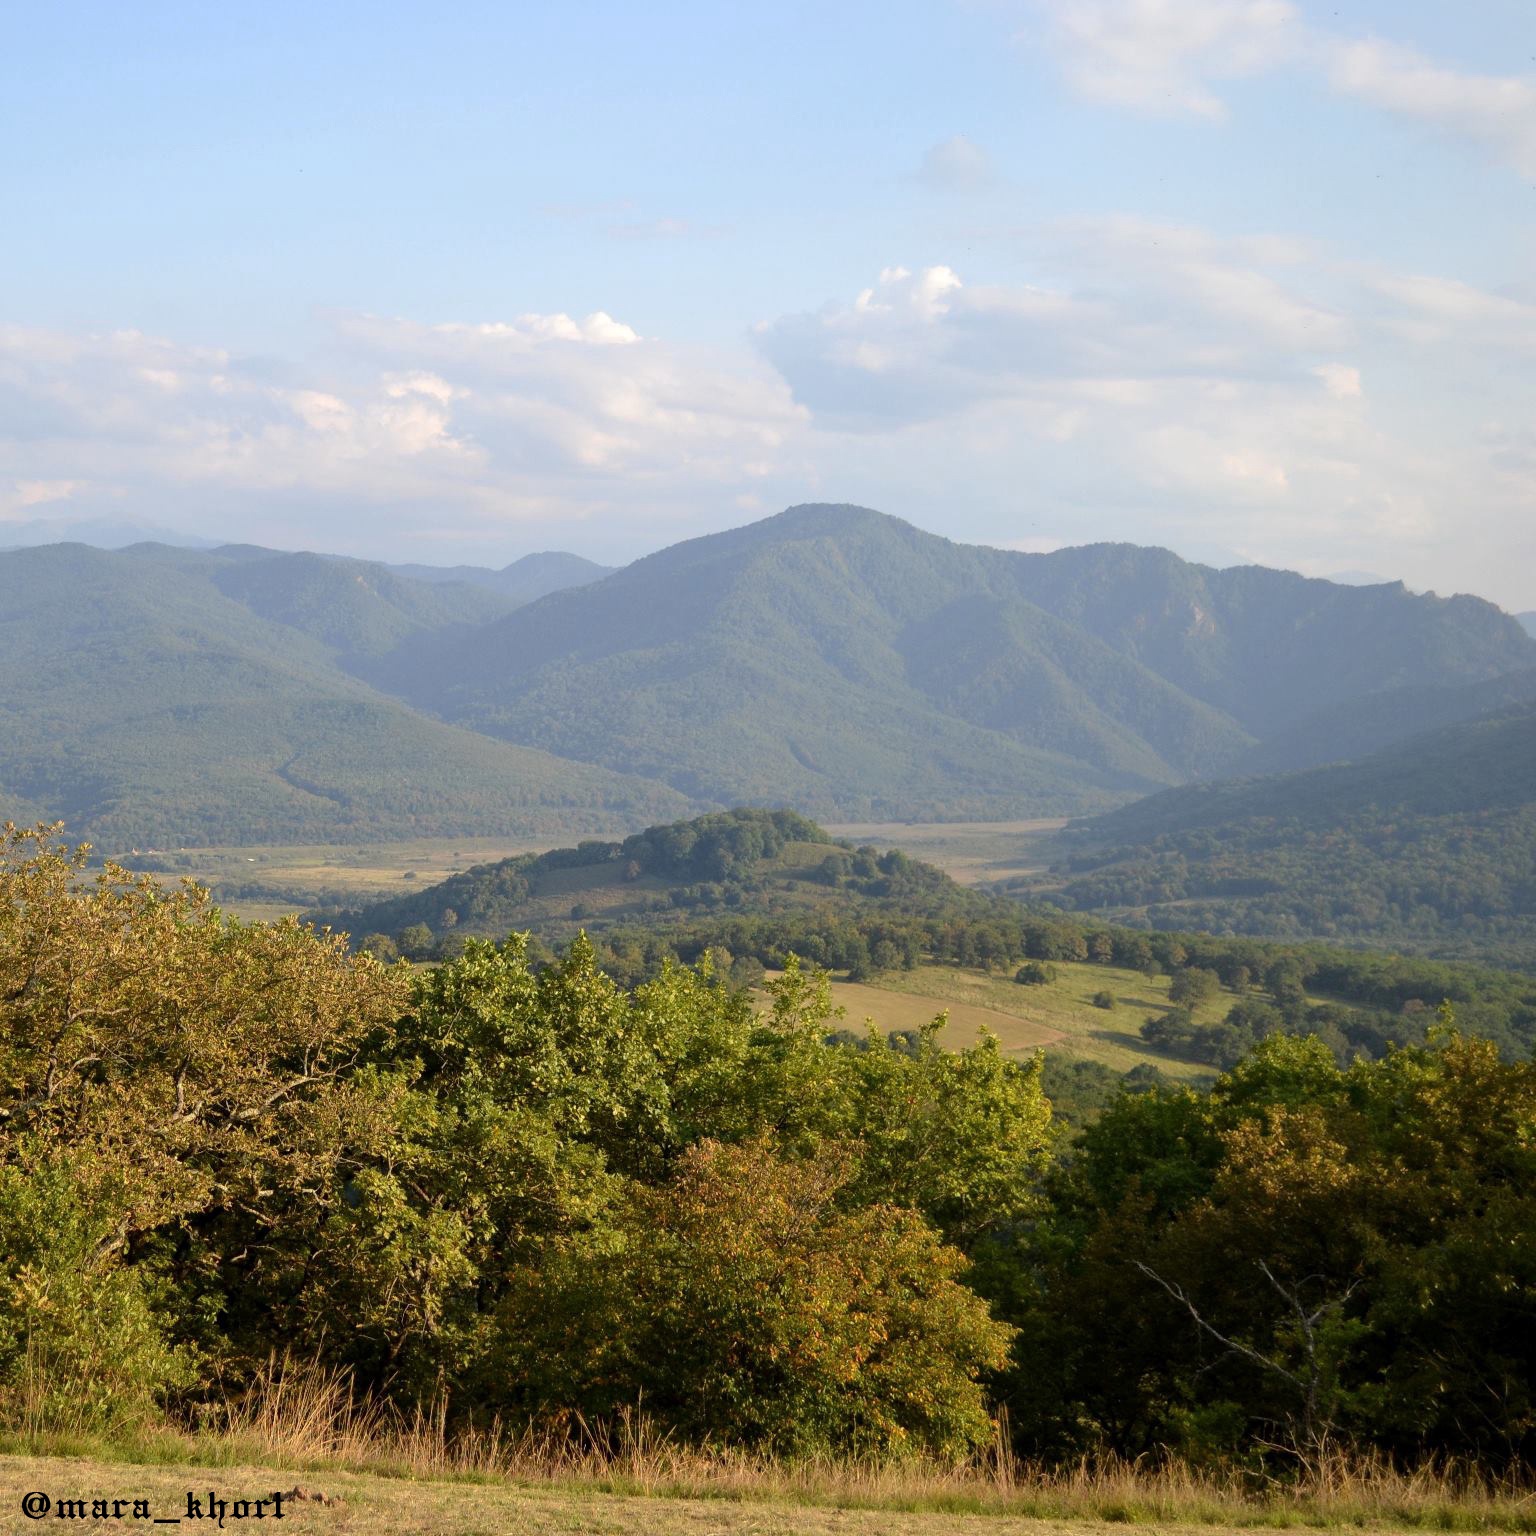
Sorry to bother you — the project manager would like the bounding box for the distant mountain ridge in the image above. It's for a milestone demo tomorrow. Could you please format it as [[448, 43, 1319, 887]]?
[[385, 551, 616, 603], [0, 517, 218, 550], [1520, 612, 1536, 639], [2, 505, 1532, 844], [0, 542, 693, 847], [367, 505, 1534, 818]]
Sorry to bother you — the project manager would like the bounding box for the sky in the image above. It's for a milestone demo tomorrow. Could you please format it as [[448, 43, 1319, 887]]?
[[3, 0, 1535, 608]]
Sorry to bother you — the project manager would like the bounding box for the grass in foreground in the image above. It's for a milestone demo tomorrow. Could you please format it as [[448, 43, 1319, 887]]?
[[4, 1368, 1534, 1535], [5, 1440, 1535, 1536]]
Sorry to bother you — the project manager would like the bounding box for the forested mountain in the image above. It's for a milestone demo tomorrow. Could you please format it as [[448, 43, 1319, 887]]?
[[1016, 699, 1536, 967], [0, 543, 695, 847], [1521, 611, 1536, 638], [369, 505, 1533, 818], [4, 506, 1531, 841]]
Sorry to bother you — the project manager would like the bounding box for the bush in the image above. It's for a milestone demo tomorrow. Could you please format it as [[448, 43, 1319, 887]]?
[[489, 1140, 1014, 1459], [0, 1152, 194, 1433], [1092, 989, 1117, 1011], [1015, 961, 1057, 986]]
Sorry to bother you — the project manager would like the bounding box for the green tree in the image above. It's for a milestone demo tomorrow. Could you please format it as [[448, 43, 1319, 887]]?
[[489, 1139, 1014, 1458]]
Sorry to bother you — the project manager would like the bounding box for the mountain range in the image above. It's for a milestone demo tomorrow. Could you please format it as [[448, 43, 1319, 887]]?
[[0, 542, 693, 846], [2, 504, 1533, 848]]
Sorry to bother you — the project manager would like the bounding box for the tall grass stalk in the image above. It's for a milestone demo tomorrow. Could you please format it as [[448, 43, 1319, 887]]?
[[5, 1358, 1534, 1529]]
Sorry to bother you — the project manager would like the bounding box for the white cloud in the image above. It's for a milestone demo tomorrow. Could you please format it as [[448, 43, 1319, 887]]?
[[1023, 1, 1536, 180], [1025, 0, 1299, 119], [0, 311, 808, 552], [917, 135, 997, 190], [1314, 362, 1361, 398], [606, 216, 728, 240], [758, 225, 1345, 430], [1325, 37, 1536, 179], [0, 478, 83, 517], [1367, 271, 1536, 350]]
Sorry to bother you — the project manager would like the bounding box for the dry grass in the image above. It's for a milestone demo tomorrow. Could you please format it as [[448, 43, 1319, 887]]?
[[4, 1362, 1534, 1533], [802, 961, 1225, 1077], [825, 820, 1068, 888]]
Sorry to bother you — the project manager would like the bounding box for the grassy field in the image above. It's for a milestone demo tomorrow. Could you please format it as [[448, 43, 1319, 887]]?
[[808, 960, 1230, 1078], [2, 1454, 1058, 1535], [826, 821, 1067, 887], [150, 837, 557, 921], [3, 1445, 1528, 1535]]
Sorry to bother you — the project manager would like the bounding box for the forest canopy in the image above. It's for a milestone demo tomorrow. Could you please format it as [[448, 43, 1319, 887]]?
[[5, 822, 1536, 1467]]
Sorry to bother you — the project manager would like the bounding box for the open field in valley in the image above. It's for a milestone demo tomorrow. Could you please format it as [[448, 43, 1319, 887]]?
[[784, 959, 1234, 1078], [146, 837, 558, 921], [826, 820, 1068, 887]]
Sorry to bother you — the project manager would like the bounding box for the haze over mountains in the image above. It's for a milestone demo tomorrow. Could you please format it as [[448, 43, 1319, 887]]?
[[3, 504, 1533, 849], [0, 541, 695, 846], [371, 505, 1533, 816], [1022, 698, 1536, 967]]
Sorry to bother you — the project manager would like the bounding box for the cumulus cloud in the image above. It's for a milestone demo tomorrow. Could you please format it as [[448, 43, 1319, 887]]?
[[757, 224, 1344, 429], [0, 311, 807, 553]]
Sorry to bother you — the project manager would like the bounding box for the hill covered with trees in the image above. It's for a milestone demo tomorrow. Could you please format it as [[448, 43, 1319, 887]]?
[[1014, 699, 1536, 967], [324, 808, 1536, 1069], [318, 807, 990, 957]]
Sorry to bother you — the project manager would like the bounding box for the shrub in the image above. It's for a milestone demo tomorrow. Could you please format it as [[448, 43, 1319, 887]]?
[[489, 1140, 1015, 1459], [0, 1152, 194, 1434]]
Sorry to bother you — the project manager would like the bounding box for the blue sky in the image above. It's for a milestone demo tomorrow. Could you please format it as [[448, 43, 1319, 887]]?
[[4, 1, 1535, 607]]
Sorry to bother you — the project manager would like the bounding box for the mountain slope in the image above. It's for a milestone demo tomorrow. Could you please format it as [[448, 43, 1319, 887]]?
[[207, 550, 513, 659], [0, 544, 697, 847], [1521, 612, 1536, 639], [1013, 700, 1536, 967], [1003, 544, 1533, 736], [385, 551, 616, 603], [370, 505, 1533, 818], [1231, 668, 1536, 776]]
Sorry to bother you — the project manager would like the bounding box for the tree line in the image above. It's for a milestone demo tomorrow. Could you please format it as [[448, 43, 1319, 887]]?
[[4, 824, 1536, 1468]]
